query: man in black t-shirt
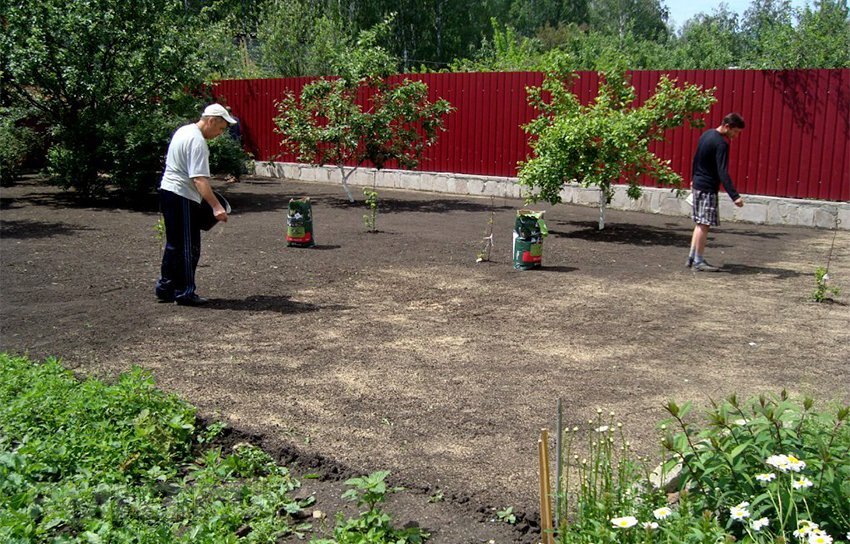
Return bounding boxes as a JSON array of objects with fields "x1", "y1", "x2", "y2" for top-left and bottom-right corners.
[{"x1": 687, "y1": 112, "x2": 746, "y2": 272}]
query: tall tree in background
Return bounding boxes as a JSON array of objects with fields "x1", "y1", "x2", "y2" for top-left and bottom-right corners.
[
  {"x1": 790, "y1": 0, "x2": 850, "y2": 68},
  {"x1": 258, "y1": 0, "x2": 348, "y2": 76},
  {"x1": 740, "y1": 0, "x2": 796, "y2": 66},
  {"x1": 508, "y1": 0, "x2": 590, "y2": 35},
  {"x1": 588, "y1": 0, "x2": 670, "y2": 41},
  {"x1": 672, "y1": 7, "x2": 744, "y2": 68}
]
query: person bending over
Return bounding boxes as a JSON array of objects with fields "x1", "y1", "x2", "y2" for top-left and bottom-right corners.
[{"x1": 155, "y1": 103, "x2": 236, "y2": 305}]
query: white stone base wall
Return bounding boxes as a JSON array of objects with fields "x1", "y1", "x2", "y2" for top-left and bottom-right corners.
[{"x1": 255, "y1": 162, "x2": 849, "y2": 231}]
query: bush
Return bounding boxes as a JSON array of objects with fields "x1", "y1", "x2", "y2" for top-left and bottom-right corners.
[
  {"x1": 554, "y1": 393, "x2": 850, "y2": 543},
  {"x1": 209, "y1": 133, "x2": 252, "y2": 178},
  {"x1": 662, "y1": 392, "x2": 850, "y2": 541},
  {"x1": 0, "y1": 107, "x2": 42, "y2": 186}
]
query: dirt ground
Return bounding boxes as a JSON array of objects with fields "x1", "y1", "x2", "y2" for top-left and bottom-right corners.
[{"x1": 2, "y1": 176, "x2": 849, "y2": 542}]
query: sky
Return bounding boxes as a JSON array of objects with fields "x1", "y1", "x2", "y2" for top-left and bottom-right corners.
[{"x1": 663, "y1": 0, "x2": 811, "y2": 29}]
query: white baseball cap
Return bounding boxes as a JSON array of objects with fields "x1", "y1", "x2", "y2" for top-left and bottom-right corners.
[{"x1": 202, "y1": 103, "x2": 237, "y2": 125}]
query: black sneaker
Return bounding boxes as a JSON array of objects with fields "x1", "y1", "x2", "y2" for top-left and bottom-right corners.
[
  {"x1": 175, "y1": 294, "x2": 209, "y2": 306},
  {"x1": 156, "y1": 290, "x2": 175, "y2": 303},
  {"x1": 693, "y1": 261, "x2": 719, "y2": 272}
]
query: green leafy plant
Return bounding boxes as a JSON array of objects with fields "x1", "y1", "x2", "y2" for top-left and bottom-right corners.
[
  {"x1": 363, "y1": 186, "x2": 379, "y2": 232},
  {"x1": 0, "y1": 353, "x2": 312, "y2": 542},
  {"x1": 274, "y1": 18, "x2": 453, "y2": 203},
  {"x1": 661, "y1": 392, "x2": 850, "y2": 542},
  {"x1": 812, "y1": 266, "x2": 840, "y2": 302},
  {"x1": 497, "y1": 506, "x2": 517, "y2": 524},
  {"x1": 311, "y1": 470, "x2": 428, "y2": 544},
  {"x1": 518, "y1": 54, "x2": 716, "y2": 229},
  {"x1": 0, "y1": 106, "x2": 42, "y2": 186},
  {"x1": 554, "y1": 409, "x2": 729, "y2": 543},
  {"x1": 154, "y1": 217, "x2": 165, "y2": 242},
  {"x1": 209, "y1": 131, "x2": 252, "y2": 178}
]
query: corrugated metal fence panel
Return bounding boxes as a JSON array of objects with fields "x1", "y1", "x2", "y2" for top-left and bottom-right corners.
[{"x1": 213, "y1": 69, "x2": 849, "y2": 201}]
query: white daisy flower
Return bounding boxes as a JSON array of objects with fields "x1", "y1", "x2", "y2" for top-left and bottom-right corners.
[
  {"x1": 792, "y1": 476, "x2": 813, "y2": 489},
  {"x1": 794, "y1": 521, "x2": 819, "y2": 539},
  {"x1": 756, "y1": 472, "x2": 777, "y2": 483},
  {"x1": 808, "y1": 533, "x2": 832, "y2": 544},
  {"x1": 786, "y1": 454, "x2": 806, "y2": 472},
  {"x1": 730, "y1": 503, "x2": 750, "y2": 521},
  {"x1": 642, "y1": 521, "x2": 659, "y2": 530},
  {"x1": 610, "y1": 516, "x2": 638, "y2": 528},
  {"x1": 595, "y1": 425, "x2": 609, "y2": 433},
  {"x1": 766, "y1": 454, "x2": 790, "y2": 472},
  {"x1": 752, "y1": 517, "x2": 769, "y2": 531},
  {"x1": 653, "y1": 507, "x2": 672, "y2": 520}
]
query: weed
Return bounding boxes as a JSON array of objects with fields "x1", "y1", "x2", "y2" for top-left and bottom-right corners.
[
  {"x1": 197, "y1": 420, "x2": 226, "y2": 444},
  {"x1": 0, "y1": 354, "x2": 311, "y2": 543},
  {"x1": 312, "y1": 471, "x2": 428, "y2": 544},
  {"x1": 812, "y1": 266, "x2": 840, "y2": 302},
  {"x1": 497, "y1": 506, "x2": 517, "y2": 524},
  {"x1": 428, "y1": 490, "x2": 444, "y2": 503}
]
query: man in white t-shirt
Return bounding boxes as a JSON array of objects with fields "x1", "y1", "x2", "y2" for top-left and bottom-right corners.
[{"x1": 155, "y1": 103, "x2": 236, "y2": 306}]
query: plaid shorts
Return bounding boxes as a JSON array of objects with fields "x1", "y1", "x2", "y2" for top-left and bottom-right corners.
[{"x1": 692, "y1": 190, "x2": 719, "y2": 226}]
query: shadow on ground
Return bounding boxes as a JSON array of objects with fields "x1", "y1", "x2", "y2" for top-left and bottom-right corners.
[
  {"x1": 205, "y1": 295, "x2": 342, "y2": 314},
  {"x1": 0, "y1": 219, "x2": 94, "y2": 239}
]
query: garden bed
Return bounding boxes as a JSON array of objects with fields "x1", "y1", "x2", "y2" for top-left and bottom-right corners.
[{"x1": 1, "y1": 176, "x2": 848, "y2": 542}]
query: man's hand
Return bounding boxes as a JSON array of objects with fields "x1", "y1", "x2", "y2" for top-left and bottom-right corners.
[
  {"x1": 194, "y1": 176, "x2": 228, "y2": 223},
  {"x1": 213, "y1": 206, "x2": 228, "y2": 222},
  {"x1": 734, "y1": 197, "x2": 744, "y2": 208}
]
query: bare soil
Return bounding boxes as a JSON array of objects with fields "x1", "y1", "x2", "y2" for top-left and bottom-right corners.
[{"x1": 2, "y1": 176, "x2": 849, "y2": 542}]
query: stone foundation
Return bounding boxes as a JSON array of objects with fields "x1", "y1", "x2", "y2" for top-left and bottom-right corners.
[{"x1": 254, "y1": 162, "x2": 849, "y2": 230}]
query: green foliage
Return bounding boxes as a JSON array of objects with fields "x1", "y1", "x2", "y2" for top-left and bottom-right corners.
[
  {"x1": 209, "y1": 132, "x2": 252, "y2": 178},
  {"x1": 556, "y1": 396, "x2": 850, "y2": 543},
  {"x1": 275, "y1": 21, "x2": 453, "y2": 202},
  {"x1": 518, "y1": 57, "x2": 716, "y2": 206},
  {"x1": 311, "y1": 471, "x2": 428, "y2": 544},
  {"x1": 1, "y1": 0, "x2": 206, "y2": 197},
  {"x1": 555, "y1": 409, "x2": 729, "y2": 543},
  {"x1": 258, "y1": 0, "x2": 348, "y2": 77},
  {"x1": 0, "y1": 107, "x2": 42, "y2": 186},
  {"x1": 671, "y1": 8, "x2": 745, "y2": 69},
  {"x1": 497, "y1": 506, "x2": 517, "y2": 524},
  {"x1": 0, "y1": 353, "x2": 311, "y2": 542},
  {"x1": 450, "y1": 19, "x2": 548, "y2": 71},
  {"x1": 662, "y1": 392, "x2": 850, "y2": 541},
  {"x1": 812, "y1": 267, "x2": 841, "y2": 302},
  {"x1": 363, "y1": 187, "x2": 379, "y2": 232}
]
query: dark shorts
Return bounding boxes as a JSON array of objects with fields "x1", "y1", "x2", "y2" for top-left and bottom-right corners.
[{"x1": 692, "y1": 190, "x2": 719, "y2": 226}]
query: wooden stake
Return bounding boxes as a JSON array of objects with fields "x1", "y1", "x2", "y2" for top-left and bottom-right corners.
[
  {"x1": 538, "y1": 428, "x2": 554, "y2": 544},
  {"x1": 555, "y1": 399, "x2": 562, "y2": 529}
]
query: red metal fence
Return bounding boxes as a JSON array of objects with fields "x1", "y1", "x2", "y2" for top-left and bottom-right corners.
[{"x1": 213, "y1": 69, "x2": 849, "y2": 202}]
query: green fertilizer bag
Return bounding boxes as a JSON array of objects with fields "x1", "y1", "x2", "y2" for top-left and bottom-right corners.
[
  {"x1": 286, "y1": 197, "x2": 315, "y2": 247},
  {"x1": 513, "y1": 209, "x2": 547, "y2": 270}
]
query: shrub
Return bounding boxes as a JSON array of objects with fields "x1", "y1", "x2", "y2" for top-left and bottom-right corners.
[
  {"x1": 209, "y1": 133, "x2": 252, "y2": 178},
  {"x1": 0, "y1": 107, "x2": 43, "y2": 186},
  {"x1": 662, "y1": 392, "x2": 850, "y2": 541},
  {"x1": 555, "y1": 393, "x2": 849, "y2": 543}
]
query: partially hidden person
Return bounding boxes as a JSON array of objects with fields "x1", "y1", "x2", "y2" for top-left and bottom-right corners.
[
  {"x1": 687, "y1": 112, "x2": 746, "y2": 272},
  {"x1": 155, "y1": 103, "x2": 236, "y2": 305}
]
